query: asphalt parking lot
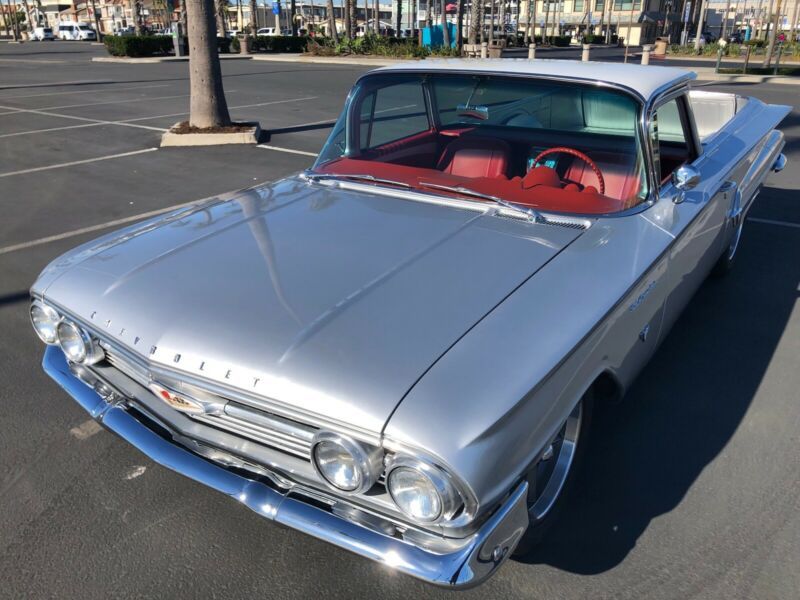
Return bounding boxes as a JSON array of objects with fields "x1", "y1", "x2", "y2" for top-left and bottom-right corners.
[{"x1": 1, "y1": 41, "x2": 799, "y2": 599}]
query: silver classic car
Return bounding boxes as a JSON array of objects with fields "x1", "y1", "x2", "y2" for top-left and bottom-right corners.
[{"x1": 31, "y1": 60, "x2": 789, "y2": 588}]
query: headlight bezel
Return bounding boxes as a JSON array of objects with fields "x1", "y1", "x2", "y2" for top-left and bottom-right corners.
[
  {"x1": 385, "y1": 455, "x2": 463, "y2": 524},
  {"x1": 310, "y1": 430, "x2": 383, "y2": 495},
  {"x1": 56, "y1": 319, "x2": 104, "y2": 365},
  {"x1": 30, "y1": 300, "x2": 61, "y2": 344}
]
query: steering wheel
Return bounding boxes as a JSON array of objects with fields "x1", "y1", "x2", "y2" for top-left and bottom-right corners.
[{"x1": 531, "y1": 147, "x2": 605, "y2": 196}]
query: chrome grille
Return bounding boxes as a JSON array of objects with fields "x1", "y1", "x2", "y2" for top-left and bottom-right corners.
[
  {"x1": 192, "y1": 404, "x2": 315, "y2": 460},
  {"x1": 101, "y1": 346, "x2": 317, "y2": 461}
]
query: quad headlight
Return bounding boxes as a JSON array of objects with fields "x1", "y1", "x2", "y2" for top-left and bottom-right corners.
[
  {"x1": 30, "y1": 301, "x2": 60, "y2": 344},
  {"x1": 386, "y1": 457, "x2": 461, "y2": 524},
  {"x1": 56, "y1": 320, "x2": 104, "y2": 365},
  {"x1": 311, "y1": 431, "x2": 382, "y2": 494}
]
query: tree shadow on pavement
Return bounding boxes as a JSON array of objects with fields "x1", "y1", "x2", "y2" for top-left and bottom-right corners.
[{"x1": 517, "y1": 189, "x2": 800, "y2": 574}]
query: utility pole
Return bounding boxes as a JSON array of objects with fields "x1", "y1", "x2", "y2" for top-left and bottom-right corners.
[
  {"x1": 693, "y1": 0, "x2": 708, "y2": 51},
  {"x1": 721, "y1": 0, "x2": 731, "y2": 38},
  {"x1": 762, "y1": 0, "x2": 781, "y2": 65}
]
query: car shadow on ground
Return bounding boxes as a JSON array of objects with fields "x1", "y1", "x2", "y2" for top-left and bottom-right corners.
[{"x1": 517, "y1": 193, "x2": 800, "y2": 574}]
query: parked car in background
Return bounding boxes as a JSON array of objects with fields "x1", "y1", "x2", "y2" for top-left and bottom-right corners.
[
  {"x1": 113, "y1": 25, "x2": 135, "y2": 36},
  {"x1": 256, "y1": 27, "x2": 278, "y2": 36},
  {"x1": 31, "y1": 26, "x2": 54, "y2": 41},
  {"x1": 31, "y1": 61, "x2": 788, "y2": 588},
  {"x1": 727, "y1": 31, "x2": 743, "y2": 43},
  {"x1": 57, "y1": 22, "x2": 97, "y2": 41}
]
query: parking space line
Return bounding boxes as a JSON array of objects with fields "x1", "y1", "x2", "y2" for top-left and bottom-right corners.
[
  {"x1": 0, "y1": 83, "x2": 170, "y2": 100},
  {"x1": 257, "y1": 145, "x2": 318, "y2": 157},
  {"x1": 117, "y1": 95, "x2": 320, "y2": 124},
  {"x1": 0, "y1": 122, "x2": 104, "y2": 139},
  {"x1": 37, "y1": 92, "x2": 194, "y2": 111},
  {"x1": 0, "y1": 187, "x2": 265, "y2": 256},
  {"x1": 749, "y1": 217, "x2": 800, "y2": 230},
  {"x1": 0, "y1": 104, "x2": 167, "y2": 132},
  {"x1": 0, "y1": 148, "x2": 158, "y2": 179}
]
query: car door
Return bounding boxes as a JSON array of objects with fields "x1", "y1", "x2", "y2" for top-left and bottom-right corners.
[{"x1": 646, "y1": 92, "x2": 734, "y2": 333}]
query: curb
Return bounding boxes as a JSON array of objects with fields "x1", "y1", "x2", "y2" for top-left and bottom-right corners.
[
  {"x1": 251, "y1": 54, "x2": 406, "y2": 66},
  {"x1": 160, "y1": 122, "x2": 261, "y2": 147},
  {"x1": 92, "y1": 55, "x2": 253, "y2": 64}
]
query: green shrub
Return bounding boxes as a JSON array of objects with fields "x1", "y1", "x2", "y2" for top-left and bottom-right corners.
[
  {"x1": 548, "y1": 35, "x2": 571, "y2": 47},
  {"x1": 248, "y1": 35, "x2": 312, "y2": 53},
  {"x1": 104, "y1": 35, "x2": 173, "y2": 57},
  {"x1": 217, "y1": 36, "x2": 231, "y2": 54}
]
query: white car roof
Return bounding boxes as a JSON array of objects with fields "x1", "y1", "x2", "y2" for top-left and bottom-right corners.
[{"x1": 376, "y1": 59, "x2": 696, "y2": 101}]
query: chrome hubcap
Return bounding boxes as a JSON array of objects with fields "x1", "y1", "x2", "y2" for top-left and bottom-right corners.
[{"x1": 529, "y1": 401, "x2": 582, "y2": 522}]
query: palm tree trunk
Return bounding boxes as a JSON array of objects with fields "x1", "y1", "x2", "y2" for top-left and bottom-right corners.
[
  {"x1": 456, "y1": 0, "x2": 463, "y2": 47},
  {"x1": 469, "y1": 0, "x2": 479, "y2": 42},
  {"x1": 441, "y1": 0, "x2": 450, "y2": 45},
  {"x1": 411, "y1": 0, "x2": 417, "y2": 38},
  {"x1": 186, "y1": 0, "x2": 232, "y2": 128},
  {"x1": 216, "y1": 0, "x2": 227, "y2": 35},
  {"x1": 327, "y1": 0, "x2": 338, "y2": 40},
  {"x1": 249, "y1": 0, "x2": 257, "y2": 31},
  {"x1": 373, "y1": 0, "x2": 378, "y2": 33},
  {"x1": 350, "y1": 0, "x2": 357, "y2": 37}
]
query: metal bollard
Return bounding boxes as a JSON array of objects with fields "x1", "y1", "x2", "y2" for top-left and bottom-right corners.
[
  {"x1": 641, "y1": 44, "x2": 652, "y2": 65},
  {"x1": 481, "y1": 42, "x2": 488, "y2": 59},
  {"x1": 528, "y1": 43, "x2": 536, "y2": 59},
  {"x1": 581, "y1": 44, "x2": 591, "y2": 62}
]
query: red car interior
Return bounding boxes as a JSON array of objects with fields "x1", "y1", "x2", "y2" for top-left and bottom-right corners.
[{"x1": 320, "y1": 127, "x2": 644, "y2": 214}]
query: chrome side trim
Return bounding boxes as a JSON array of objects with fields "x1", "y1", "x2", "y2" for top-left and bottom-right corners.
[{"x1": 43, "y1": 346, "x2": 529, "y2": 588}]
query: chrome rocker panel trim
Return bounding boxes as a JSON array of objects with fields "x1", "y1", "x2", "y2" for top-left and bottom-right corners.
[{"x1": 43, "y1": 346, "x2": 529, "y2": 588}]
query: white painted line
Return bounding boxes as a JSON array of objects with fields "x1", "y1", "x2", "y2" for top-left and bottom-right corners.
[
  {"x1": 0, "y1": 104, "x2": 167, "y2": 132},
  {"x1": 0, "y1": 110, "x2": 23, "y2": 116},
  {"x1": 38, "y1": 92, "x2": 193, "y2": 111},
  {"x1": 0, "y1": 187, "x2": 260, "y2": 256},
  {"x1": 0, "y1": 79, "x2": 112, "y2": 91},
  {"x1": 124, "y1": 465, "x2": 147, "y2": 480},
  {"x1": 257, "y1": 144, "x2": 318, "y2": 157},
  {"x1": 749, "y1": 217, "x2": 800, "y2": 229},
  {"x1": 0, "y1": 148, "x2": 158, "y2": 179},
  {"x1": 70, "y1": 420, "x2": 103, "y2": 440},
  {"x1": 0, "y1": 83, "x2": 170, "y2": 100},
  {"x1": 118, "y1": 95, "x2": 319, "y2": 124},
  {"x1": 0, "y1": 122, "x2": 103, "y2": 139}
]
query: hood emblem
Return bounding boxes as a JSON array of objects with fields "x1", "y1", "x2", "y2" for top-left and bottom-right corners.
[{"x1": 150, "y1": 383, "x2": 205, "y2": 415}]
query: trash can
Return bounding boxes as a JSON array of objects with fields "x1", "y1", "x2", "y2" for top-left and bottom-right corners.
[{"x1": 653, "y1": 37, "x2": 668, "y2": 58}]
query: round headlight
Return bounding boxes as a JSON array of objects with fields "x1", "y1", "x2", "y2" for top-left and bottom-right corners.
[
  {"x1": 386, "y1": 458, "x2": 460, "y2": 524},
  {"x1": 311, "y1": 432, "x2": 381, "y2": 494},
  {"x1": 57, "y1": 320, "x2": 103, "y2": 365},
  {"x1": 30, "y1": 301, "x2": 60, "y2": 344}
]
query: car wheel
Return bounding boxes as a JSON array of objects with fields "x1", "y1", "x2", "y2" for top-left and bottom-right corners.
[
  {"x1": 712, "y1": 214, "x2": 744, "y2": 277},
  {"x1": 513, "y1": 390, "x2": 593, "y2": 556}
]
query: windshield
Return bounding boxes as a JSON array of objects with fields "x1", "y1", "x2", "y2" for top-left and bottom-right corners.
[
  {"x1": 79, "y1": 24, "x2": 91, "y2": 30},
  {"x1": 314, "y1": 73, "x2": 649, "y2": 215}
]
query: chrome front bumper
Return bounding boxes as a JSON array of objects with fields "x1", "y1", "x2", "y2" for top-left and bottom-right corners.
[{"x1": 43, "y1": 346, "x2": 529, "y2": 588}]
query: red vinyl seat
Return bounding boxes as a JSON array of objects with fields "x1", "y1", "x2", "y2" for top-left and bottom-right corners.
[{"x1": 437, "y1": 137, "x2": 511, "y2": 179}]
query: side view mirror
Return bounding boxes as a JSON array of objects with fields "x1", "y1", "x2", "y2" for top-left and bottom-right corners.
[{"x1": 671, "y1": 164, "x2": 701, "y2": 203}]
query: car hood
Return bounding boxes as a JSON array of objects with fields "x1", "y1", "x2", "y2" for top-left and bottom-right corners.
[{"x1": 37, "y1": 177, "x2": 586, "y2": 433}]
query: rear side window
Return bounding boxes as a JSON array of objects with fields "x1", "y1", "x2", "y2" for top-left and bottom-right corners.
[
  {"x1": 357, "y1": 81, "x2": 429, "y2": 150},
  {"x1": 651, "y1": 97, "x2": 696, "y2": 185}
]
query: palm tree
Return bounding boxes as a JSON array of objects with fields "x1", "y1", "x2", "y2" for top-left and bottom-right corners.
[
  {"x1": 216, "y1": 0, "x2": 228, "y2": 35},
  {"x1": 249, "y1": 0, "x2": 258, "y2": 30},
  {"x1": 327, "y1": 0, "x2": 338, "y2": 40},
  {"x1": 186, "y1": 0, "x2": 232, "y2": 128},
  {"x1": 469, "y1": 0, "x2": 479, "y2": 42},
  {"x1": 441, "y1": 0, "x2": 450, "y2": 46}
]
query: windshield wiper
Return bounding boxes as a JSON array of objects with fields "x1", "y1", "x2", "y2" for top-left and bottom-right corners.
[
  {"x1": 304, "y1": 172, "x2": 411, "y2": 189},
  {"x1": 417, "y1": 181, "x2": 543, "y2": 223}
]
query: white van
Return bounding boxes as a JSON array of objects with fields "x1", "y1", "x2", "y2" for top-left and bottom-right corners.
[
  {"x1": 31, "y1": 26, "x2": 54, "y2": 41},
  {"x1": 57, "y1": 22, "x2": 97, "y2": 41}
]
